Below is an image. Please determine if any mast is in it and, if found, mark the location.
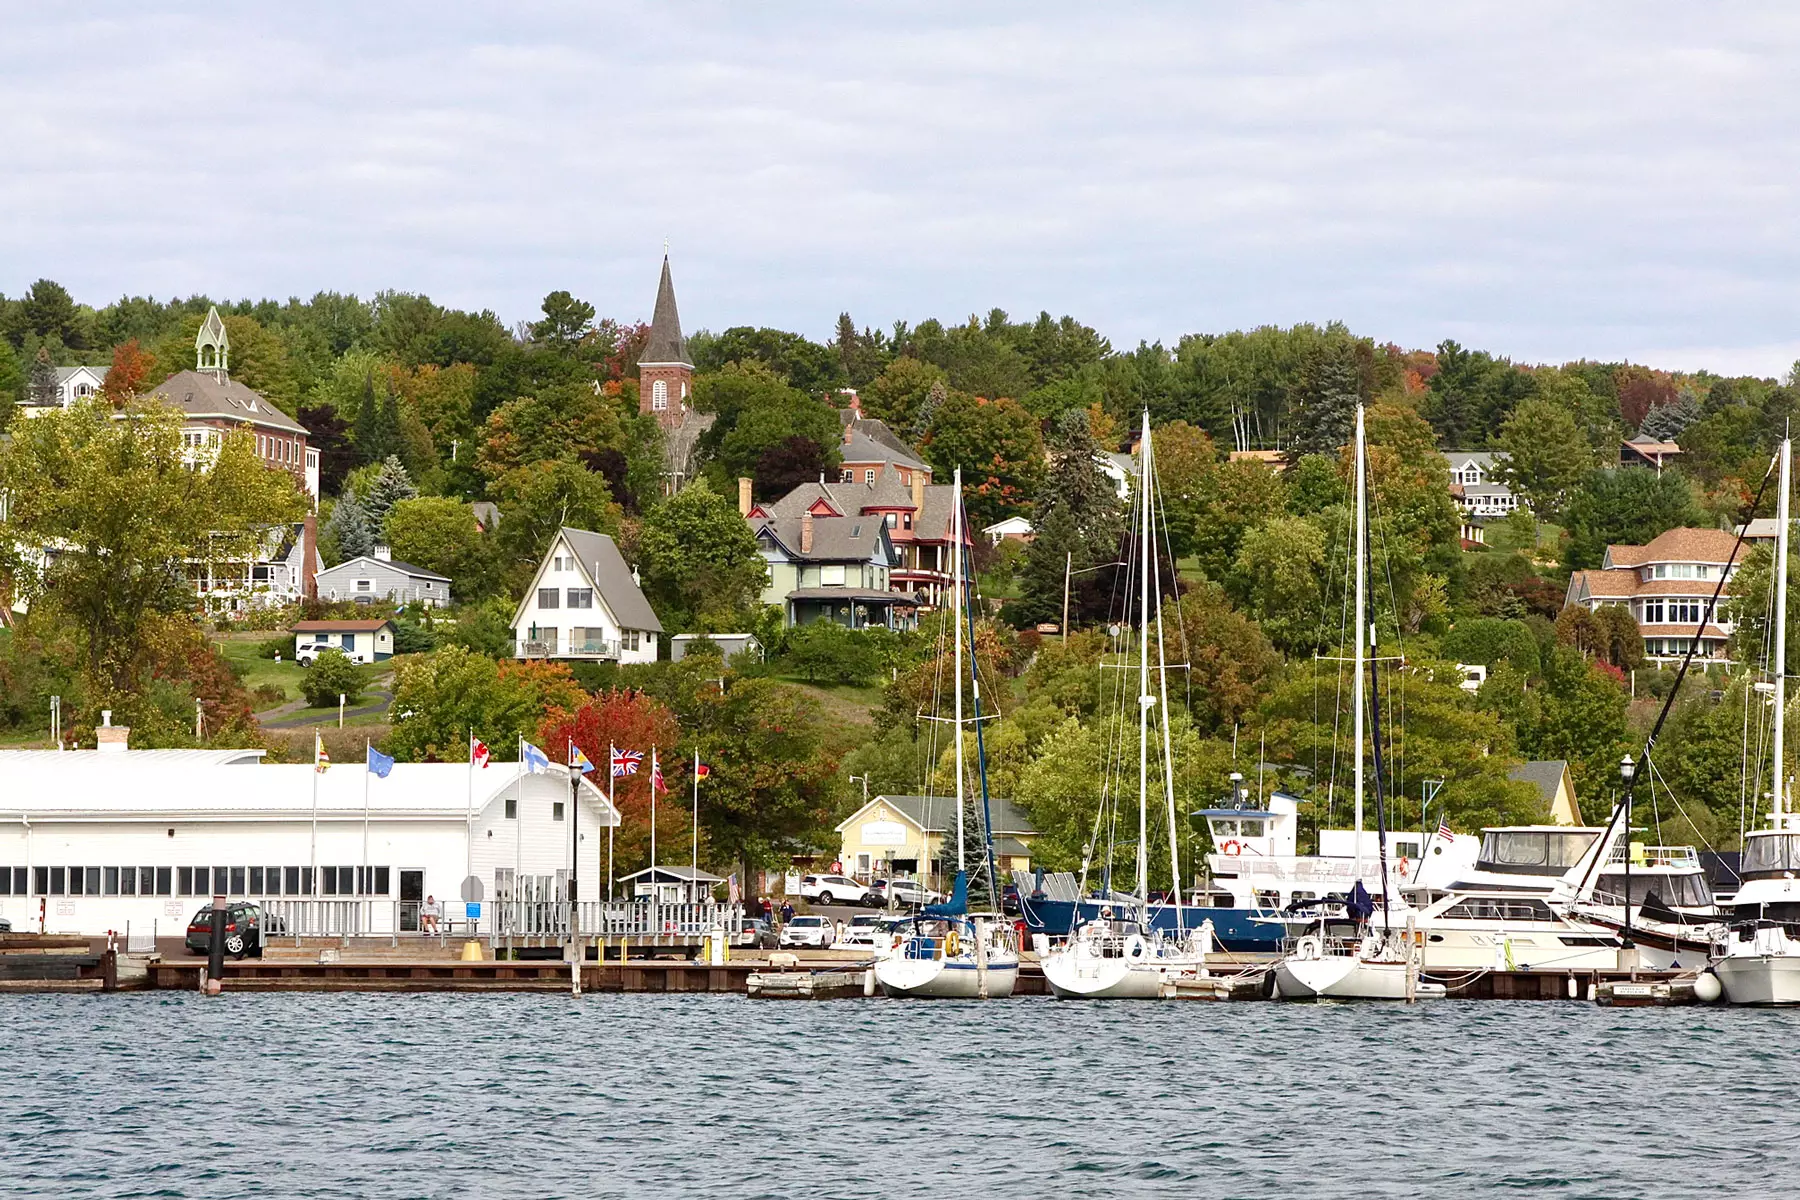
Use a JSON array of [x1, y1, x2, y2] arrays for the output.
[[953, 466, 967, 871], [1776, 437, 1791, 826], [1146, 420, 1183, 927], [1353, 402, 1367, 861], [1137, 413, 1152, 914]]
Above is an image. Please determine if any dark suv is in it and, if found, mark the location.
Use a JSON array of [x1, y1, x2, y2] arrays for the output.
[[184, 903, 276, 959]]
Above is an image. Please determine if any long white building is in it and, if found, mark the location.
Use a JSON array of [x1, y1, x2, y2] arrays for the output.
[[0, 748, 619, 938]]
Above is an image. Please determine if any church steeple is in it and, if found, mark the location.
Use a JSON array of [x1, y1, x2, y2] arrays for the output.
[[196, 306, 230, 381], [639, 254, 694, 427]]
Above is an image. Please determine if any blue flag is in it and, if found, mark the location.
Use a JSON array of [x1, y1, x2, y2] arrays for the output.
[[569, 745, 596, 774], [522, 741, 550, 774], [366, 746, 395, 778]]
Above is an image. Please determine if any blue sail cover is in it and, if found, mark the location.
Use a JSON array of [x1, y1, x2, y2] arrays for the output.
[[1345, 879, 1374, 923], [923, 871, 969, 918]]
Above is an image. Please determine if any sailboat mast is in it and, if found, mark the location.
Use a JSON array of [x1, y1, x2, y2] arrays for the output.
[[1137, 417, 1152, 910], [1147, 420, 1185, 925], [953, 467, 967, 868], [1775, 438, 1791, 824], [1353, 403, 1367, 857]]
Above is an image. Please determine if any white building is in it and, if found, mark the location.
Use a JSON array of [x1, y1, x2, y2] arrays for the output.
[[1445, 450, 1525, 518], [513, 527, 663, 664], [0, 748, 619, 938], [21, 365, 111, 415], [293, 618, 396, 664]]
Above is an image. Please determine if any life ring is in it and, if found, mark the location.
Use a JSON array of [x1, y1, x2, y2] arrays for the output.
[[1397, 856, 1410, 878], [1295, 935, 1322, 961], [945, 929, 961, 957], [1100, 905, 1114, 921], [1221, 839, 1243, 857], [1125, 934, 1146, 960]]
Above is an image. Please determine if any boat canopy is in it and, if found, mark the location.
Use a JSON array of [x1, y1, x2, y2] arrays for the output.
[[922, 871, 968, 918]]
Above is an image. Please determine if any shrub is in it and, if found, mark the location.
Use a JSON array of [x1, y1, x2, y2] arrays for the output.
[[255, 635, 294, 661], [252, 683, 287, 707], [301, 648, 366, 708]]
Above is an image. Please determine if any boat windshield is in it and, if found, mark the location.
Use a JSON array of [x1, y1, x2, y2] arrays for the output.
[[1478, 830, 1598, 873], [1741, 833, 1800, 876], [1594, 872, 1713, 908]]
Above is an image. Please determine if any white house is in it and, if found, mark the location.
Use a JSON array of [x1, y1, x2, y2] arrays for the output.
[[293, 618, 396, 664], [21, 365, 110, 415], [1444, 450, 1525, 518], [981, 516, 1034, 545], [0, 748, 619, 938], [512, 527, 663, 664], [316, 548, 451, 608]]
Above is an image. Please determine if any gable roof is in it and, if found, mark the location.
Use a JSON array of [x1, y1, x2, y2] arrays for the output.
[[753, 514, 893, 564], [835, 793, 1038, 837], [557, 527, 663, 632], [317, 555, 450, 583], [1507, 759, 1581, 824], [53, 365, 109, 386], [292, 619, 394, 632], [149, 369, 308, 434], [1602, 527, 1740, 569], [641, 255, 691, 366], [840, 416, 928, 471]]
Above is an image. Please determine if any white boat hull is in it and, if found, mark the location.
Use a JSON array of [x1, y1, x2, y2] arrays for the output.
[[1714, 954, 1800, 1006], [1274, 954, 1444, 1001], [875, 954, 1019, 998], [1042, 952, 1169, 999]]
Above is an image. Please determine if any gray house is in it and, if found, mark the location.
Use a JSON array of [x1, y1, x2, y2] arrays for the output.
[[315, 548, 451, 608]]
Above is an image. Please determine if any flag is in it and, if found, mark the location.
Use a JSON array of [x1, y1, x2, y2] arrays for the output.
[[611, 747, 643, 777], [728, 873, 741, 904], [471, 737, 490, 769], [367, 746, 395, 778], [695, 761, 710, 779], [569, 745, 596, 775], [314, 732, 330, 773], [1437, 815, 1454, 840], [522, 741, 550, 774], [650, 750, 668, 793]]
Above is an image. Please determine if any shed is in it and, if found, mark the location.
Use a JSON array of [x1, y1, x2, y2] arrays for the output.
[[617, 864, 725, 903], [293, 618, 396, 664], [1508, 760, 1582, 825], [670, 633, 764, 664]]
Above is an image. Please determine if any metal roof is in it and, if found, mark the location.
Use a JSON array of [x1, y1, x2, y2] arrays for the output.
[[557, 527, 663, 633]]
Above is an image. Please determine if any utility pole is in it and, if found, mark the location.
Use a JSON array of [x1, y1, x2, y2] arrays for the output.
[[1061, 551, 1072, 643]]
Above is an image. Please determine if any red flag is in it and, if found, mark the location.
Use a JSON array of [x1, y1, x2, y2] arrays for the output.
[[695, 762, 710, 779], [471, 738, 490, 769], [650, 750, 668, 793]]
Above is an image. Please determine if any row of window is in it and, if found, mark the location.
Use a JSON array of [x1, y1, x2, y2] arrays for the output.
[[257, 434, 301, 465], [536, 587, 595, 610], [1641, 599, 1707, 625], [1641, 563, 1724, 581], [0, 865, 392, 898]]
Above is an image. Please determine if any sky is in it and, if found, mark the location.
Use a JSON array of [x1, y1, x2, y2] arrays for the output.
[[4, 2, 1799, 376]]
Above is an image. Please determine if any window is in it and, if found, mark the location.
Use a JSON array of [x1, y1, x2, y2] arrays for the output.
[[68, 866, 85, 895], [903, 513, 912, 530], [230, 867, 246, 894], [553, 555, 572, 572], [285, 866, 302, 895], [506, 797, 518, 820], [157, 867, 172, 896], [250, 867, 264, 894], [554, 801, 566, 822], [623, 629, 640, 651], [356, 579, 372, 592], [885, 513, 896, 527], [104, 867, 119, 895], [864, 469, 876, 484], [652, 379, 668, 411], [840, 470, 854, 483], [567, 588, 593, 609], [821, 564, 846, 586], [120, 868, 137, 896], [538, 587, 560, 609]]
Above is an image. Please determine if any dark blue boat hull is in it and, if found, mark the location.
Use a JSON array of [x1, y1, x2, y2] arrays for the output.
[[1017, 896, 1284, 953]]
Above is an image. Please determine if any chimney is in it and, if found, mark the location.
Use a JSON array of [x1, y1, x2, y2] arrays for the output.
[[801, 510, 815, 555], [844, 388, 861, 416], [911, 470, 925, 514], [373, 544, 392, 562], [97, 710, 130, 753], [738, 476, 753, 517], [301, 514, 319, 600]]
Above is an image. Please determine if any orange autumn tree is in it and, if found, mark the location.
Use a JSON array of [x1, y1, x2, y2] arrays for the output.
[[538, 689, 686, 883], [100, 339, 156, 405]]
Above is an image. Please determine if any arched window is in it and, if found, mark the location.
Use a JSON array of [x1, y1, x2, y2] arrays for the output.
[[652, 379, 668, 411]]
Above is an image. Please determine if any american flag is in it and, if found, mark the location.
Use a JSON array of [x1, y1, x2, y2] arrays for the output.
[[1437, 814, 1454, 840], [611, 747, 643, 778]]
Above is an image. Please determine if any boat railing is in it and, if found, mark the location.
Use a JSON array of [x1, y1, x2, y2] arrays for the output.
[[1211, 855, 1391, 884], [1604, 843, 1701, 869]]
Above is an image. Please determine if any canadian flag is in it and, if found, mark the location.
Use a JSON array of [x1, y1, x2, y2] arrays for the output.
[[471, 737, 490, 769]]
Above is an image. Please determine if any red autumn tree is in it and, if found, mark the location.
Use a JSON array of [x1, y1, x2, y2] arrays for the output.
[[101, 339, 156, 405], [538, 689, 686, 882]]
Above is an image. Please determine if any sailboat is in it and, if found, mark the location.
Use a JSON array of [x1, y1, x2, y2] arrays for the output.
[[1713, 435, 1800, 1004], [1273, 402, 1443, 1001], [1042, 417, 1211, 1000], [875, 468, 1021, 999]]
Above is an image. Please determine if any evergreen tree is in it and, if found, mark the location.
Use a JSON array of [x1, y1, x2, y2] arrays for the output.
[[1639, 391, 1702, 442], [378, 383, 404, 460], [26, 345, 59, 408], [325, 485, 375, 561], [353, 373, 381, 464], [1284, 341, 1361, 461], [910, 378, 948, 443], [361, 455, 417, 537]]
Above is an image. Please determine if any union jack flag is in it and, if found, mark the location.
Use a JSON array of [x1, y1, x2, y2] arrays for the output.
[[611, 746, 643, 778]]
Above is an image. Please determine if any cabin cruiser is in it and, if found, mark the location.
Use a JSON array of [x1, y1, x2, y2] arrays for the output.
[[1564, 842, 1724, 968], [1712, 827, 1800, 1004]]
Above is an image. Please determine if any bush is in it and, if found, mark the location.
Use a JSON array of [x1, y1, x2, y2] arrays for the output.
[[302, 648, 366, 708], [782, 621, 884, 686], [255, 635, 294, 661], [252, 683, 287, 707], [391, 612, 440, 655]]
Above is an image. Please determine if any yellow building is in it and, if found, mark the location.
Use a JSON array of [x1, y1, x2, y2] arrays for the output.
[[835, 794, 1039, 888], [1508, 760, 1582, 825]]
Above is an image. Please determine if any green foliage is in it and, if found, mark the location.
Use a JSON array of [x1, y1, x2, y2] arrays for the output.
[[1230, 515, 1327, 656], [361, 455, 417, 534], [530, 290, 596, 351], [490, 459, 622, 585], [919, 392, 1045, 526], [1561, 467, 1704, 571], [696, 363, 841, 497], [859, 355, 946, 431], [302, 648, 366, 708], [1441, 618, 1542, 678], [1493, 397, 1592, 520], [691, 326, 843, 393], [635, 479, 768, 631], [386, 646, 585, 761], [442, 598, 518, 659], [782, 621, 886, 685], [383, 496, 498, 601]]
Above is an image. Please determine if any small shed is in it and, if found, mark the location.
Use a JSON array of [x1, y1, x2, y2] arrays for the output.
[[670, 633, 764, 664], [617, 864, 725, 904], [293, 618, 396, 665]]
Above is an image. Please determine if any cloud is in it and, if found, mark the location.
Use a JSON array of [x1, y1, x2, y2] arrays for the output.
[[2, 2, 1798, 374]]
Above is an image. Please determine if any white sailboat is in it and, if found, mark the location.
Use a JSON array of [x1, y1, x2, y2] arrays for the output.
[[1273, 402, 1442, 1002], [1713, 436, 1800, 1004], [1043, 417, 1210, 1000], [876, 467, 1020, 999]]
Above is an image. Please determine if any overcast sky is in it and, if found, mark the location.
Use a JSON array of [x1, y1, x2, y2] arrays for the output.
[[4, 3, 1799, 375]]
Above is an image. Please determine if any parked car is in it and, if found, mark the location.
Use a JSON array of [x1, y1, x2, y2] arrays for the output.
[[870, 878, 941, 908], [835, 913, 884, 950], [1001, 881, 1022, 916], [798, 874, 876, 906], [0, 916, 11, 933], [778, 914, 836, 949], [184, 903, 275, 959], [736, 917, 778, 948]]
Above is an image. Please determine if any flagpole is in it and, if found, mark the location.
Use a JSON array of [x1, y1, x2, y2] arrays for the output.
[[466, 729, 475, 933], [514, 735, 524, 924], [692, 749, 699, 900], [310, 730, 320, 899], [608, 743, 617, 902], [650, 745, 658, 878], [567, 737, 578, 946], [362, 739, 371, 916]]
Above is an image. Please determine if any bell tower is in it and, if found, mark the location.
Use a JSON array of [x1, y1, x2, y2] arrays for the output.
[[196, 306, 230, 382], [638, 255, 694, 428]]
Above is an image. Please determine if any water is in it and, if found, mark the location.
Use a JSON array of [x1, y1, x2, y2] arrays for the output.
[[0, 992, 1790, 1198]]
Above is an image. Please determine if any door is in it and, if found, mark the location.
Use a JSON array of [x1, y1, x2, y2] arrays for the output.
[[399, 870, 424, 932]]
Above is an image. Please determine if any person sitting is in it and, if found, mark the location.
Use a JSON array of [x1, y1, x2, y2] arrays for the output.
[[421, 894, 441, 934]]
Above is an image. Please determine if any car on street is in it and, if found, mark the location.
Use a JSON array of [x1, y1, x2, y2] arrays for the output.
[[798, 874, 877, 906], [736, 917, 778, 948], [837, 913, 909, 951], [184, 903, 277, 959], [778, 914, 836, 949], [870, 878, 941, 908]]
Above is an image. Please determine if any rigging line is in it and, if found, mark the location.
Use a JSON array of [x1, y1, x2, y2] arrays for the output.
[[1571, 448, 1778, 899], [1367, 463, 1409, 818], [1644, 754, 1715, 860]]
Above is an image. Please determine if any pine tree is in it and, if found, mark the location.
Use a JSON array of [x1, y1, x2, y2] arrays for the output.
[[1639, 391, 1702, 442], [1285, 341, 1361, 461], [361, 455, 417, 537], [353, 373, 381, 464], [26, 345, 59, 408], [378, 384, 403, 460], [910, 378, 948, 443], [326, 485, 375, 561]]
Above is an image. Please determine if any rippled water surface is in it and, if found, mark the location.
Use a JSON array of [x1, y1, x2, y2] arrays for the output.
[[1, 991, 1793, 1198]]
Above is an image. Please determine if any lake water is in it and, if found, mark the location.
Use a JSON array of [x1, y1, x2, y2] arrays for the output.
[[0, 991, 1790, 1198]]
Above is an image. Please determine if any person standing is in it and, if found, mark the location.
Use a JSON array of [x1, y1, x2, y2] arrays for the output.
[[780, 899, 795, 925]]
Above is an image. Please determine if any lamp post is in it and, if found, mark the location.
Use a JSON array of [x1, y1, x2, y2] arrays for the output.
[[1620, 753, 1637, 956]]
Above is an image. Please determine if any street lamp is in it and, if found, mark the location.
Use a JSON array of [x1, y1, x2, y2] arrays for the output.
[[1620, 753, 1636, 952]]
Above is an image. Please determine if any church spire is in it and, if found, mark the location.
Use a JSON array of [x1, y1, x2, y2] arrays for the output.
[[195, 306, 230, 381], [642, 254, 691, 367]]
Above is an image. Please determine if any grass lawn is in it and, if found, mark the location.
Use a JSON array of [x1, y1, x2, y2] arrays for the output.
[[772, 676, 884, 733], [216, 636, 308, 707], [1477, 518, 1565, 559]]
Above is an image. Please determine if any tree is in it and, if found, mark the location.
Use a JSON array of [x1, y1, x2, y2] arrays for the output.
[[830, 312, 887, 388], [1012, 410, 1124, 627], [530, 290, 596, 351], [1230, 515, 1327, 655], [361, 455, 417, 534], [1170, 582, 1281, 734], [1494, 397, 1592, 521], [1189, 459, 1287, 582], [754, 434, 833, 499], [695, 362, 840, 494], [1561, 467, 1704, 570], [352, 372, 399, 465], [861, 356, 946, 430], [1725, 542, 1800, 668], [0, 401, 305, 705], [479, 380, 626, 483], [384, 496, 498, 600], [635, 479, 769, 631], [919, 392, 1045, 527], [537, 690, 685, 877], [782, 621, 884, 685], [296, 401, 355, 495], [100, 339, 156, 404], [1152, 420, 1219, 556], [26, 346, 58, 408], [691, 326, 843, 393], [302, 648, 366, 707], [1639, 391, 1702, 442], [386, 645, 585, 761], [20, 279, 85, 348], [490, 458, 622, 583], [1284, 340, 1363, 461], [323, 485, 375, 562]]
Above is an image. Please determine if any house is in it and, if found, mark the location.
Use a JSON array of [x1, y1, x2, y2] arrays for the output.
[[1096, 449, 1134, 499], [617, 864, 724, 904], [1445, 450, 1525, 519], [669, 633, 763, 664], [1621, 434, 1681, 472], [0, 745, 617, 938], [837, 404, 932, 489], [637, 255, 714, 493], [982, 516, 1034, 545], [151, 307, 320, 502], [746, 492, 902, 629], [185, 518, 321, 616], [293, 618, 396, 664], [512, 527, 662, 663], [315, 547, 451, 608], [21, 364, 109, 415], [1564, 527, 1741, 662], [834, 793, 1040, 890], [1508, 760, 1583, 825]]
